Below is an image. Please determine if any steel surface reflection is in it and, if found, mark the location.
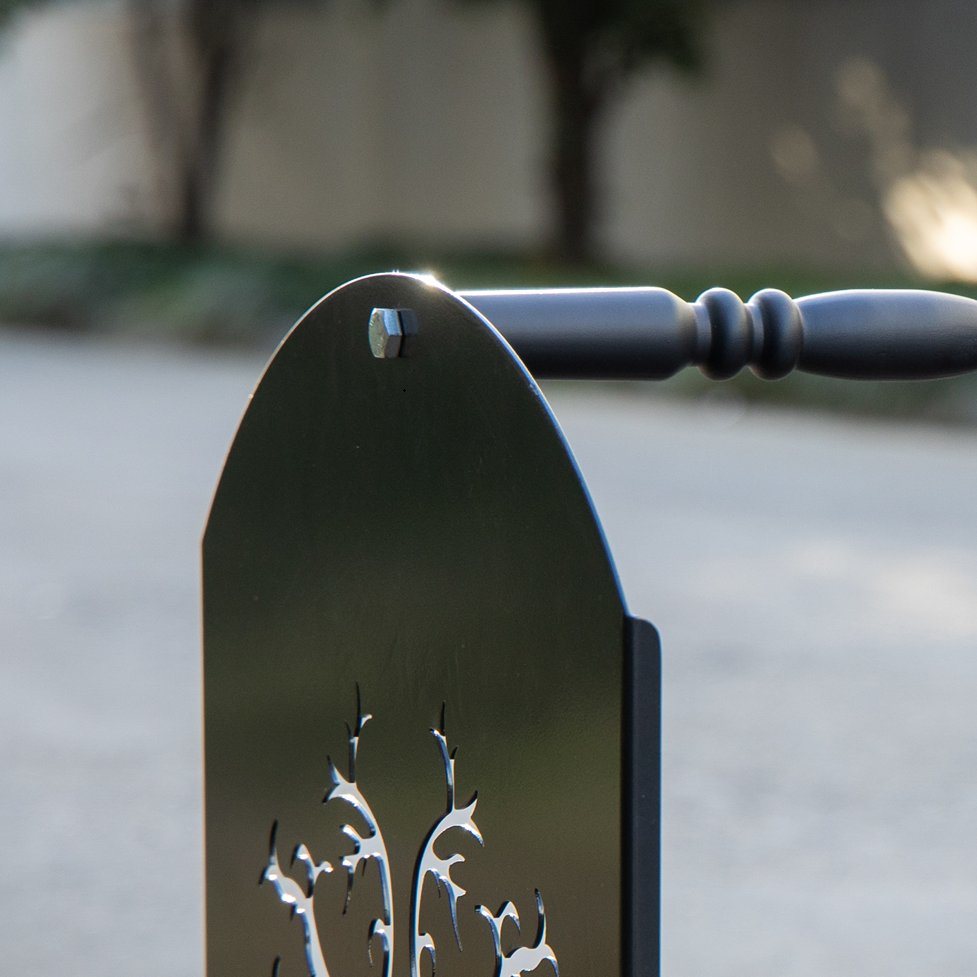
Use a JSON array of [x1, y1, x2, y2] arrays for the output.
[[204, 274, 639, 977]]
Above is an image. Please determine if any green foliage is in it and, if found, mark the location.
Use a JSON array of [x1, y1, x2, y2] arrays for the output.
[[0, 0, 40, 30], [617, 0, 705, 74], [536, 0, 703, 79], [463, 0, 704, 86], [2, 236, 977, 428], [0, 239, 327, 345]]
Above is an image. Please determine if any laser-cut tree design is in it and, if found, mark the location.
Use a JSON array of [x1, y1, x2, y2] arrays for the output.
[[324, 690, 395, 976], [261, 692, 559, 977], [262, 820, 333, 977], [261, 687, 392, 977], [409, 706, 483, 977], [477, 891, 559, 977]]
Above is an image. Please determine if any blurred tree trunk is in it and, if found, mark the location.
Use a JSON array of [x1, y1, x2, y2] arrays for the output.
[[128, 0, 253, 244], [459, 0, 705, 267], [542, 34, 609, 265]]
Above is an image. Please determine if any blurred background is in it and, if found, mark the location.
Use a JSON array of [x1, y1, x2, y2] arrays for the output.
[[1, 0, 976, 975], [7, 0, 977, 414]]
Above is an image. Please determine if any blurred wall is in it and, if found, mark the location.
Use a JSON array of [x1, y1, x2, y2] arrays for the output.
[[0, 3, 151, 234], [218, 0, 547, 250], [2, 0, 977, 273]]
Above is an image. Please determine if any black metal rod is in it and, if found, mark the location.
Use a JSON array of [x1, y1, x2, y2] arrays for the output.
[[460, 287, 977, 381]]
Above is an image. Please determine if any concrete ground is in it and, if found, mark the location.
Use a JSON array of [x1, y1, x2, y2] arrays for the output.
[[2, 328, 976, 976]]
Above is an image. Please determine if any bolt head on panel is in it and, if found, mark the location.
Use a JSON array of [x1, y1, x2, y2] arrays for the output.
[[369, 307, 404, 359]]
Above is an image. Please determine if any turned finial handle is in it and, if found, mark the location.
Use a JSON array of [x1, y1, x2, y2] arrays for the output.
[[460, 287, 977, 381]]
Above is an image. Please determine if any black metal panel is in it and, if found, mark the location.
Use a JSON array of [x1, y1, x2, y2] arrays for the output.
[[203, 274, 640, 977], [623, 618, 661, 977]]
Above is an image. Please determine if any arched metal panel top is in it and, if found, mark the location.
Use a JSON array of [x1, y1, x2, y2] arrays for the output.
[[204, 274, 631, 977]]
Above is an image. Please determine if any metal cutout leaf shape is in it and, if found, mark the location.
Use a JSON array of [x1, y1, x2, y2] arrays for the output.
[[261, 693, 558, 977]]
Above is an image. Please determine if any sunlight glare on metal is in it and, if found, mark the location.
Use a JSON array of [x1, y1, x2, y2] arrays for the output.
[[412, 270, 442, 287]]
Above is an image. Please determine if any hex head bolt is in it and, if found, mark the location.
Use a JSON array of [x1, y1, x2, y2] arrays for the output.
[[369, 308, 406, 359]]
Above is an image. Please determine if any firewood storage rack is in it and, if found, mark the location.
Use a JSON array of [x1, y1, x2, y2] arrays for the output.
[[203, 274, 977, 977]]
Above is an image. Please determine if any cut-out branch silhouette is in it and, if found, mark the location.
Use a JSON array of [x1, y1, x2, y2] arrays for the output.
[[477, 890, 559, 977], [409, 706, 484, 976], [262, 695, 556, 977]]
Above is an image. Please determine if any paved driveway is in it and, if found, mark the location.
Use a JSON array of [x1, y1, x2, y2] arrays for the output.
[[2, 329, 975, 976]]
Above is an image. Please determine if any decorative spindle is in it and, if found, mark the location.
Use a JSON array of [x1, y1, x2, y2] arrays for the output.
[[461, 287, 977, 381]]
